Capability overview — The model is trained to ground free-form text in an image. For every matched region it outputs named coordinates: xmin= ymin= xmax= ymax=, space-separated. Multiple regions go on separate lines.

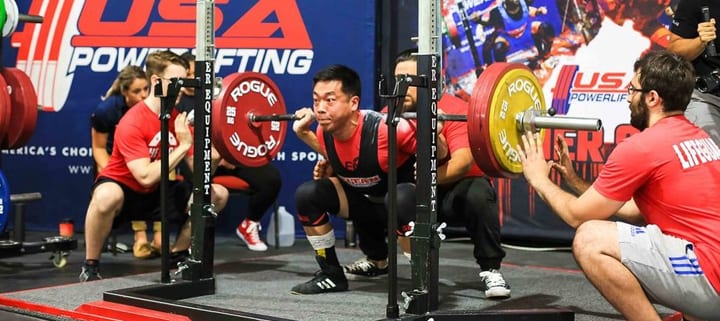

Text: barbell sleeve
xmin=532 ymin=116 xmax=603 ymax=131
xmin=19 ymin=14 xmax=43 ymax=23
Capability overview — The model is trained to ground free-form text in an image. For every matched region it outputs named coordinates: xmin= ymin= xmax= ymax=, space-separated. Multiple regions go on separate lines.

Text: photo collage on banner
xmin=440 ymin=0 xmax=676 ymax=241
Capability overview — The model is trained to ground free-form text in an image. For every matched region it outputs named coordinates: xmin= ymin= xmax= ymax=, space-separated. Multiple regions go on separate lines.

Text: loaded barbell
xmin=209 ymin=63 xmax=604 ymax=178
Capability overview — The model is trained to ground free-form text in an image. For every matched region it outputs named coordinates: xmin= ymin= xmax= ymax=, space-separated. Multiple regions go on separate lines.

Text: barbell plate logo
xmin=211 ymin=72 xmax=287 ymax=167
xmin=469 ymin=63 xmax=546 ymax=178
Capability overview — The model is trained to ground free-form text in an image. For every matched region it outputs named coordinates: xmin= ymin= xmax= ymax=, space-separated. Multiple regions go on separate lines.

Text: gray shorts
xmin=617 ymin=222 xmax=720 ymax=319
xmin=686 ymin=90 xmax=720 ymax=147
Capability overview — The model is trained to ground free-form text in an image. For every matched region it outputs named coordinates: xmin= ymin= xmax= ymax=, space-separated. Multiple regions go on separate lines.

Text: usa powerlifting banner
xmin=0 ymin=1 xmax=376 ymax=235
xmin=440 ymin=0 xmax=673 ymax=243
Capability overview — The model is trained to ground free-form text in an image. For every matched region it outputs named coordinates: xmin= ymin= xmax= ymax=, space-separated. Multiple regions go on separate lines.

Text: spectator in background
xmin=90 ymin=65 xmax=163 ymax=259
xmin=176 ymin=52 xmax=282 ymax=251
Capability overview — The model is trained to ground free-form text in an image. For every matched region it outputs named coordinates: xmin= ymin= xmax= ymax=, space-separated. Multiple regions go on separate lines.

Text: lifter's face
xmin=394 ymin=60 xmax=418 ymax=112
xmin=312 ymin=80 xmax=359 ymax=135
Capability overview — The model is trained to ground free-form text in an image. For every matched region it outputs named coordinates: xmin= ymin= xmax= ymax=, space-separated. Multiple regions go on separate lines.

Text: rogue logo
xmin=11 ymin=0 xmax=315 ymax=112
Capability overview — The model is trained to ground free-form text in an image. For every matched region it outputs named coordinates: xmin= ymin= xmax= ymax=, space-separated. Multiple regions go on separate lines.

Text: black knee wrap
xmin=389 ymin=183 xmax=416 ymax=235
xmin=294 ymin=179 xmax=338 ymax=227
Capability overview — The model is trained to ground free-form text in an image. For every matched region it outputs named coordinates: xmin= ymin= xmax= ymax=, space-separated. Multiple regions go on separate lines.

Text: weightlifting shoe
xmin=343 ymin=257 xmax=388 ymax=280
xmin=236 ymin=219 xmax=268 ymax=251
xmin=291 ymin=267 xmax=348 ymax=294
xmin=479 ymin=269 xmax=511 ymax=298
xmin=79 ymin=264 xmax=102 ymax=282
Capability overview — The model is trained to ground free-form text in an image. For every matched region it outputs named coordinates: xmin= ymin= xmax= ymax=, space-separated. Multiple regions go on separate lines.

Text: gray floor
xmin=0 ymin=234 xmax=676 ymax=321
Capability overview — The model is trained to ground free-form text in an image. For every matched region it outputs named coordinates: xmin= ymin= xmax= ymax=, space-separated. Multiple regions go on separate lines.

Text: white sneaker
xmin=342 ymin=257 xmax=388 ymax=280
xmin=479 ymin=269 xmax=511 ymax=298
xmin=236 ymin=219 xmax=268 ymax=251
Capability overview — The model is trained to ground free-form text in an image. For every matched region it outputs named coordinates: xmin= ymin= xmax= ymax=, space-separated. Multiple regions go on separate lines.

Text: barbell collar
xmin=18 ymin=14 xmax=43 ymax=24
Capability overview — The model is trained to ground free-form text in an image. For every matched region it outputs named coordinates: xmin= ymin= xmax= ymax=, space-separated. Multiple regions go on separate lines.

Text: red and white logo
xmin=11 ymin=0 xmax=314 ymax=112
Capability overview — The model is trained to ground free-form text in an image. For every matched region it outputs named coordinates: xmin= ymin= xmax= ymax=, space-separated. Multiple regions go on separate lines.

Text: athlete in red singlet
xmin=290 ymin=64 xmax=423 ymax=294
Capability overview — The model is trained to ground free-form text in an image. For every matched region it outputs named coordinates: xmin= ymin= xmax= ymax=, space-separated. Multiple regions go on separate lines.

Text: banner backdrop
xmin=0 ymin=0 xmax=678 ymax=244
xmin=440 ymin=0 xmax=674 ymax=242
xmin=0 ymin=0 xmax=376 ymax=236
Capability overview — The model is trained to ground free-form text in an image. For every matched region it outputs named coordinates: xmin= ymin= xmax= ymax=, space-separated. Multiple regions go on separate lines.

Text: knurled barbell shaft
xmin=400 ymin=112 xmax=467 ymax=121
xmin=19 ymin=14 xmax=43 ymax=24
xmin=249 ymin=113 xmax=301 ymax=122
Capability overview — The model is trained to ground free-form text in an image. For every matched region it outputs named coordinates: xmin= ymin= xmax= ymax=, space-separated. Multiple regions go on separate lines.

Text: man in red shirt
xmin=79 ymin=50 xmax=229 ymax=282
xmin=386 ymin=49 xmax=510 ymax=298
xmin=520 ymin=50 xmax=720 ymax=320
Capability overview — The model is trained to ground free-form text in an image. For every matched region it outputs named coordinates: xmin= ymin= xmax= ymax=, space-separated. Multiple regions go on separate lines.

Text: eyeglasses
xmin=627 ymin=85 xmax=650 ymax=96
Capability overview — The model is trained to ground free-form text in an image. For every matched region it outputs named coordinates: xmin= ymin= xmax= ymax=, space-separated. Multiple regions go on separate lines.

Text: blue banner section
xmin=0 ymin=0 xmax=376 ymax=237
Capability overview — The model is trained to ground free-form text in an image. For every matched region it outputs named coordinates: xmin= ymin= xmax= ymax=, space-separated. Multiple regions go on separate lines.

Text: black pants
xmin=93 ymin=177 xmax=192 ymax=229
xmin=396 ymin=177 xmax=505 ymax=270
xmin=214 ymin=163 xmax=281 ymax=222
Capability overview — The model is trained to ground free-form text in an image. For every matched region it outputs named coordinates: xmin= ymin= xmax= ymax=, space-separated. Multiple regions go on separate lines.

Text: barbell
xmin=248 ymin=111 xmax=601 ymax=133
xmin=209 ymin=63 xmax=603 ymax=178
xmin=1 ymin=0 xmax=44 ymax=38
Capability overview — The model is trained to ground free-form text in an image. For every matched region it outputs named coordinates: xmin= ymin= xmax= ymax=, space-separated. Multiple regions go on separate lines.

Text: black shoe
xmin=79 ymin=264 xmax=102 ymax=282
xmin=291 ymin=269 xmax=348 ymax=294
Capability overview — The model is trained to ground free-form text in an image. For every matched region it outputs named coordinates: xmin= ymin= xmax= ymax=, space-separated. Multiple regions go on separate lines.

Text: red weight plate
xmin=468 ymin=63 xmax=513 ymax=178
xmin=0 ymin=74 xmax=11 ymax=147
xmin=211 ymin=72 xmax=287 ymax=167
xmin=1 ymin=68 xmax=38 ymax=149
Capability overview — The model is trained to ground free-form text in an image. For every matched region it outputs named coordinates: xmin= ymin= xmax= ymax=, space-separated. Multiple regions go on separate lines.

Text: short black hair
xmin=395 ymin=48 xmax=418 ymax=66
xmin=633 ymin=50 xmax=695 ymax=113
xmin=313 ymin=64 xmax=362 ymax=99
xmin=180 ymin=51 xmax=195 ymax=64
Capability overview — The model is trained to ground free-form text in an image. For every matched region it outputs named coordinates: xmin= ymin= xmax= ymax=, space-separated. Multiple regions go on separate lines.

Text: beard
xmin=629 ymin=98 xmax=649 ymax=131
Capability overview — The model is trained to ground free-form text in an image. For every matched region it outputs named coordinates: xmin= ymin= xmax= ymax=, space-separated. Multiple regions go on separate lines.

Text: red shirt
xmin=438 ymin=94 xmax=485 ymax=177
xmin=382 ymin=94 xmax=486 ymax=178
xmin=317 ymin=110 xmax=416 ymax=172
xmin=99 ymin=102 xmax=189 ymax=193
xmin=594 ymin=116 xmax=720 ymax=292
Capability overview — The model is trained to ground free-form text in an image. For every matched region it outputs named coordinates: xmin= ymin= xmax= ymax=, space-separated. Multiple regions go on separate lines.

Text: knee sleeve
xmin=389 ymin=183 xmax=416 ymax=235
xmin=295 ymin=179 xmax=339 ymax=227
